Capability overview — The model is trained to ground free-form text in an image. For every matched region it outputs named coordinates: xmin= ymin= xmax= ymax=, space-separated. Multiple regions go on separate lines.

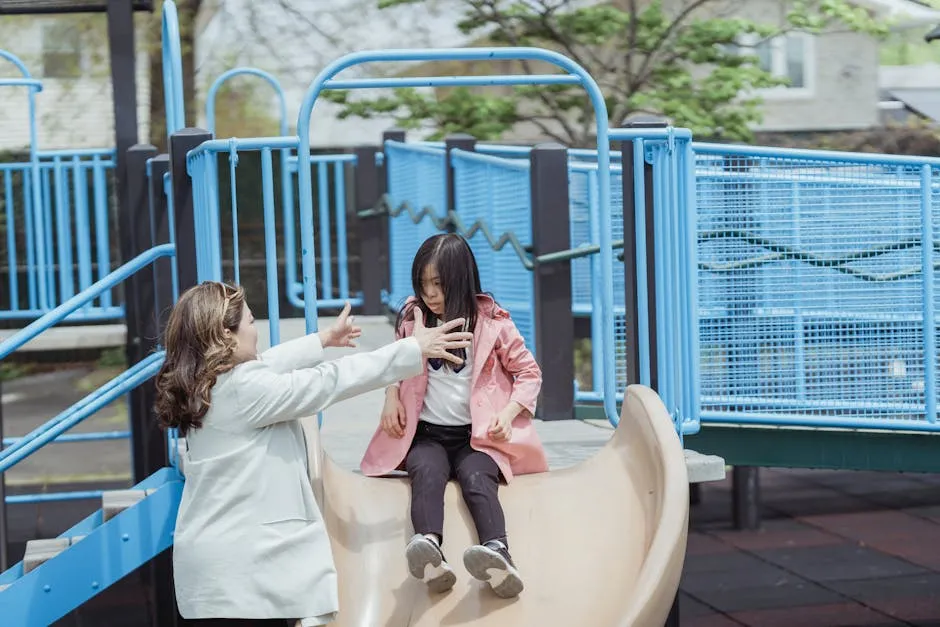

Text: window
xmin=738 ymin=32 xmax=815 ymax=96
xmin=41 ymin=23 xmax=82 ymax=79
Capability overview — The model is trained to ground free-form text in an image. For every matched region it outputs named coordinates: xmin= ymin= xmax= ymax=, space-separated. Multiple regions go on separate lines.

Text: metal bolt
xmin=122 ymin=534 xmax=129 ymax=542
xmin=43 ymin=585 xmax=50 ymax=593
xmin=91 ymin=581 xmax=99 ymax=590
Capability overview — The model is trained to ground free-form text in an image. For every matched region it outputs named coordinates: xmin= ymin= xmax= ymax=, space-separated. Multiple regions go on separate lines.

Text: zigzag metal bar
xmin=360 ymin=195 xmax=627 ymax=267
xmin=699 ymin=229 xmax=939 ymax=283
xmin=366 ymin=195 xmax=535 ymax=269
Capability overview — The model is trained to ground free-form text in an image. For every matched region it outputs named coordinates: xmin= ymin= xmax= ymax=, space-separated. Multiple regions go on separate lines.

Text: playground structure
xmin=2 ymin=0 xmax=940 ymax=623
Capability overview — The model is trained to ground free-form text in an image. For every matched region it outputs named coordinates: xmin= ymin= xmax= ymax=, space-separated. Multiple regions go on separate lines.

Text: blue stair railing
xmin=0 ymin=243 xmax=182 ymax=623
xmin=0 ymin=468 xmax=182 ymax=625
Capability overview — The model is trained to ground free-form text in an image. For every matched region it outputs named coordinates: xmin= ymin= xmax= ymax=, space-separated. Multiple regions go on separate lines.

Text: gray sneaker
xmin=405 ymin=534 xmax=456 ymax=593
xmin=462 ymin=540 xmax=524 ymax=598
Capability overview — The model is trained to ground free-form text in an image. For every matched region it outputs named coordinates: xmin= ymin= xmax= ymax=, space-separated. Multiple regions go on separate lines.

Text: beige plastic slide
xmin=299 ymin=384 xmax=690 ymax=626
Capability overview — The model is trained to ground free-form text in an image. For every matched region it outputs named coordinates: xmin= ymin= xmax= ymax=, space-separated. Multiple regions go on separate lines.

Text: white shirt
xmin=419 ymin=344 xmax=473 ymax=426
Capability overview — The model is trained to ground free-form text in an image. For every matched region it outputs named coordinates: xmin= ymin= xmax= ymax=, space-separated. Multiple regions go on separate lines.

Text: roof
xmin=884 ymin=88 xmax=940 ymax=120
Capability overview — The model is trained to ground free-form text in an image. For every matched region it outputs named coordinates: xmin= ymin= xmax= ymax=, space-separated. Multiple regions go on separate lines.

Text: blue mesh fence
xmin=385 ymin=141 xmax=448 ymax=311
xmin=693 ymin=142 xmax=940 ymax=430
xmin=450 ymin=149 xmax=535 ymax=351
xmin=568 ymin=163 xmax=627 ymax=404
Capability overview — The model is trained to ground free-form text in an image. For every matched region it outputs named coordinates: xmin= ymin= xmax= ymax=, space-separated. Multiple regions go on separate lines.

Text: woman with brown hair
xmin=153 ymin=281 xmax=472 ymax=627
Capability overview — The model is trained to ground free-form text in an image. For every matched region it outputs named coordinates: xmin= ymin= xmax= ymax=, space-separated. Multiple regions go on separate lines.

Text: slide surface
xmin=301 ymin=385 xmax=689 ymax=626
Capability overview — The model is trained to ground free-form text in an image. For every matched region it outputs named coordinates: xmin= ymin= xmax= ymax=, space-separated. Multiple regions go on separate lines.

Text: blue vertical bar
xmin=22 ymin=168 xmax=37 ymax=310
xmin=5 ymin=171 xmax=17 ymax=312
xmin=53 ymin=158 xmax=75 ymax=304
xmin=261 ymin=149 xmax=281 ymax=346
xmin=633 ymin=141 xmax=651 ymax=387
xmin=42 ymin=167 xmax=55 ymax=308
xmin=317 ymin=162 xmax=333 ymax=300
xmin=228 ymin=148 xmax=240 ymax=285
xmin=791 ymin=180 xmax=807 ymax=401
xmin=664 ymin=142 xmax=678 ymax=417
xmin=93 ymin=158 xmax=112 ymax=308
xmin=921 ymin=164 xmax=936 ymax=423
xmin=675 ymin=141 xmax=691 ymax=429
xmin=280 ymin=150 xmax=299 ymax=304
xmin=334 ymin=160 xmax=350 ymax=300
xmin=652 ymin=145 xmax=669 ymax=407
xmin=209 ymin=157 xmax=223 ymax=281
xmin=684 ymin=140 xmax=701 ymax=429
xmin=587 ymin=169 xmax=604 ymax=395
xmin=72 ymin=157 xmax=93 ymax=304
xmin=163 ymin=171 xmax=180 ymax=299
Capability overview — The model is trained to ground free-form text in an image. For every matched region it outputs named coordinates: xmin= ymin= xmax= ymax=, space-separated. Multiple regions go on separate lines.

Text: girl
xmin=154 ymin=281 xmax=472 ymax=627
xmin=360 ymin=234 xmax=550 ymax=599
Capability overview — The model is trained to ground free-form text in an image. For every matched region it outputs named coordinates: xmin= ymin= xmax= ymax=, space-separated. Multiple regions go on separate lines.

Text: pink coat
xmin=360 ymin=294 xmax=549 ymax=482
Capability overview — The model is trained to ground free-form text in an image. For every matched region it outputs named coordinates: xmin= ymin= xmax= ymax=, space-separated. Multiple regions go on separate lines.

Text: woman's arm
xmin=258 ymin=304 xmax=359 ymax=373
xmin=494 ymin=322 xmax=542 ymax=419
xmin=236 ymin=337 xmax=424 ymax=429
xmin=259 ymin=333 xmax=325 ymax=374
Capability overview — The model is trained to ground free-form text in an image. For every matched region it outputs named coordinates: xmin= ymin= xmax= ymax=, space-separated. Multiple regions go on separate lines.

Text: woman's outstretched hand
xmin=411 ymin=308 xmax=472 ymax=365
xmin=319 ymin=301 xmax=362 ymax=348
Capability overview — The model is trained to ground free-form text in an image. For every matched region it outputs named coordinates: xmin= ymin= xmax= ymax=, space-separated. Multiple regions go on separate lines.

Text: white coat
xmin=172 ymin=333 xmax=423 ymax=621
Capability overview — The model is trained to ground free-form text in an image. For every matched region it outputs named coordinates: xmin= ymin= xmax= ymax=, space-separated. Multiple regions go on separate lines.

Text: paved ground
xmin=3 ymin=315 xmax=940 ymax=625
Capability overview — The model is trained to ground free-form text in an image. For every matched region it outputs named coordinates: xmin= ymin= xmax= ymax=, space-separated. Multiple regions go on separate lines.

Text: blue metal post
xmin=922 ymin=164 xmax=936 ymax=423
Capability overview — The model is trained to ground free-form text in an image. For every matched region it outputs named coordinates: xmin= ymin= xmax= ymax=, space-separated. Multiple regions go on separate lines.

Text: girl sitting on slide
xmin=360 ymin=234 xmax=550 ymax=599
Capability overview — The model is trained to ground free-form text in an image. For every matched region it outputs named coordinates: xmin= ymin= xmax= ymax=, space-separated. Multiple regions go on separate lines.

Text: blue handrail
xmin=0 ymin=351 xmax=166 ymax=474
xmin=0 ymin=244 xmax=175 ymax=360
xmin=162 ymin=0 xmax=185 ymax=138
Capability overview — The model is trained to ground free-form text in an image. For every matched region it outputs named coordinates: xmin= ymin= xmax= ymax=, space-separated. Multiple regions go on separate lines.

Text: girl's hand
xmin=381 ymin=388 xmax=407 ymax=438
xmin=319 ymin=302 xmax=362 ymax=348
xmin=411 ymin=309 xmax=473 ymax=364
xmin=488 ymin=402 xmax=522 ymax=441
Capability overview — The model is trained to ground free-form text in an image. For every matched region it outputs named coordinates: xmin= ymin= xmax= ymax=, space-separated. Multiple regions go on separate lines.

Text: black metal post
xmin=622 ymin=117 xmax=668 ymax=392
xmin=169 ymin=129 xmax=213 ymax=293
xmin=530 ymin=144 xmax=575 ymax=421
xmin=733 ymin=466 xmax=762 ymax=530
xmin=148 ymin=155 xmax=174 ymax=335
xmin=0 ymin=380 xmax=7 ymax=572
xmin=125 ymin=144 xmax=159 ymax=484
xmin=354 ymin=145 xmax=385 ymax=315
xmin=444 ymin=134 xmax=476 ymax=231
xmin=106 ymin=0 xmax=139 ymax=327
xmin=621 ymin=117 xmax=677 ymax=627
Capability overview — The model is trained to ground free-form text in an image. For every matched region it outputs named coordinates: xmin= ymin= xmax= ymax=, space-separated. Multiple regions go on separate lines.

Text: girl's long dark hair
xmin=396 ymin=233 xmax=487 ymax=366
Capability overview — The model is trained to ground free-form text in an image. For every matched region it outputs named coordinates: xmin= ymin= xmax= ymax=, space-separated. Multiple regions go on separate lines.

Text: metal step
xmin=23 ymin=538 xmax=72 ymax=574
xmin=102 ymin=488 xmax=154 ymax=522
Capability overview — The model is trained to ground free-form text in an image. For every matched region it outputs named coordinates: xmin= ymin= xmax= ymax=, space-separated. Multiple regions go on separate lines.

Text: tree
xmin=325 ymin=0 xmax=887 ymax=145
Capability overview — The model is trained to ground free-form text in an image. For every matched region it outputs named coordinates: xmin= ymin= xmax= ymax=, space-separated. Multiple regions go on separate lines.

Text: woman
xmin=153 ymin=281 xmax=472 ymax=626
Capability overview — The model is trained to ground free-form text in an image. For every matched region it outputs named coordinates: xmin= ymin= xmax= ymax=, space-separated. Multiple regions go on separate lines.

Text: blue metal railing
xmin=692 ymin=141 xmax=940 ymax=431
xmin=0 ymin=351 xmax=166 ymax=475
xmin=0 ymin=244 xmax=177 ymax=504
xmin=296 ymin=50 xmax=616 ymax=428
xmin=1 ymin=48 xmax=120 ymax=322
xmin=0 ymin=244 xmax=175 ymax=360
xmin=162 ymin=0 xmax=185 ymax=139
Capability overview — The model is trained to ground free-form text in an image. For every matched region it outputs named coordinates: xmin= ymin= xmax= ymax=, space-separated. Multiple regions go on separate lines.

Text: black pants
xmin=405 ymin=421 xmax=507 ymax=546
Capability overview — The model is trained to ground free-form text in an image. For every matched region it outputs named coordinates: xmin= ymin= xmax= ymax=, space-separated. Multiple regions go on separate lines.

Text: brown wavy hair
xmin=154 ymin=281 xmax=246 ymax=436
